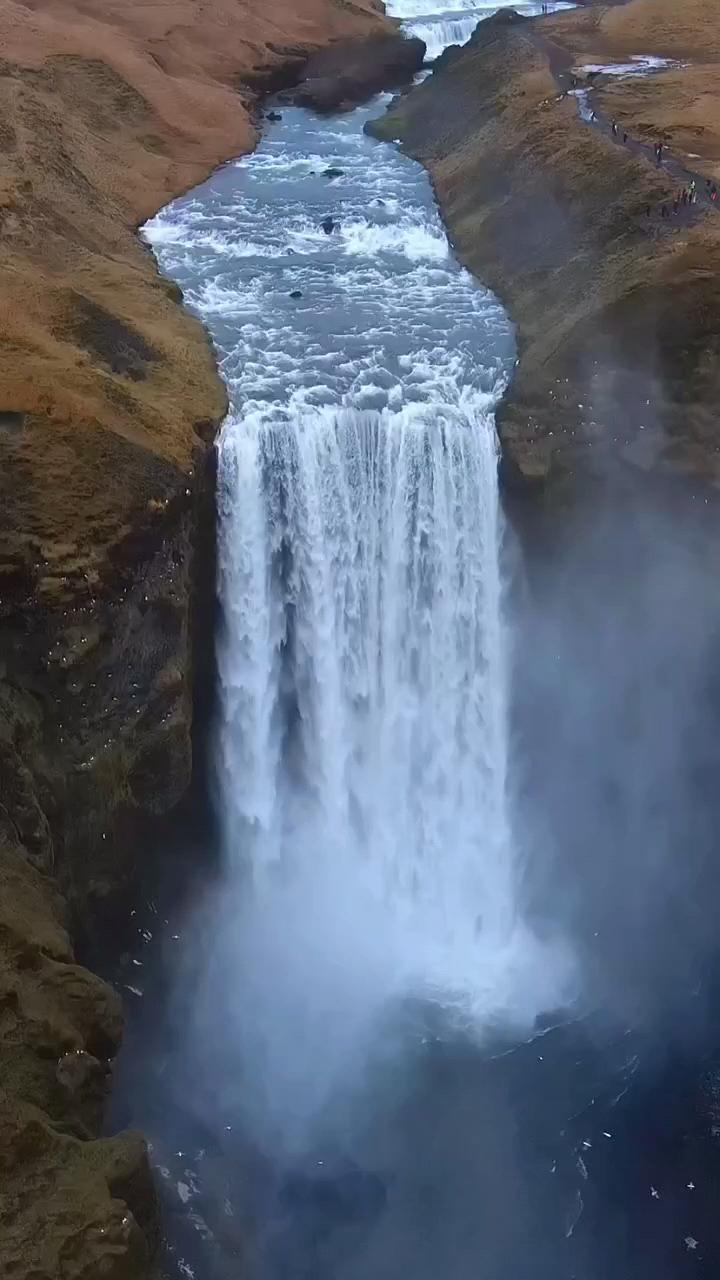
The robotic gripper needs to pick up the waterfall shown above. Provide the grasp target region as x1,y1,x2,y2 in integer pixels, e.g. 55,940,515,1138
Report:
145,86,570,1151
405,15,483,60
388,0,577,61
215,396,566,1142
218,399,516,989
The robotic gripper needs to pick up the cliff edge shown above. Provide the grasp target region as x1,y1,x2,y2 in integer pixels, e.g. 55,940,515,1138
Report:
372,0,720,498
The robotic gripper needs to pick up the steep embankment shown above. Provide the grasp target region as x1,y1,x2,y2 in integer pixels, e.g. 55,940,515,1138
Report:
372,0,720,496
0,1,419,1276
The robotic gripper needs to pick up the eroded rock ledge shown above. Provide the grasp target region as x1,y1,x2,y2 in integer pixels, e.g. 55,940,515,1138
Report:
0,1,422,1275
371,0,720,500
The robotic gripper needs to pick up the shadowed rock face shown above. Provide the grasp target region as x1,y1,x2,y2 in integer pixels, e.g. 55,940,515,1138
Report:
0,828,159,1279
371,4,720,497
292,33,426,111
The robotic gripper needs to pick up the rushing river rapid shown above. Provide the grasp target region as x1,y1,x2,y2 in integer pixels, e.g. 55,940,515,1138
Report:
110,5,720,1279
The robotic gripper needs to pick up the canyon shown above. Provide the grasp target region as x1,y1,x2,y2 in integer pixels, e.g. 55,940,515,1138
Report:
3,0,720,1276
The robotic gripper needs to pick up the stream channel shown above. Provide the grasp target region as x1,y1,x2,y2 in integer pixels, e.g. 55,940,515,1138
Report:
107,4,720,1278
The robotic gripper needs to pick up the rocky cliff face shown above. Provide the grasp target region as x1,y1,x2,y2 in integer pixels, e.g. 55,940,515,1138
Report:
371,0,720,500
0,0,420,1275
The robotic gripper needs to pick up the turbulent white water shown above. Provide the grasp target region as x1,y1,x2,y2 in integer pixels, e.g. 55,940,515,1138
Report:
144,10,571,1145
388,0,575,62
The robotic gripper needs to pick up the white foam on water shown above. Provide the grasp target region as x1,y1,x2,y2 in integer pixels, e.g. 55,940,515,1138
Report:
337,217,449,259
579,55,679,78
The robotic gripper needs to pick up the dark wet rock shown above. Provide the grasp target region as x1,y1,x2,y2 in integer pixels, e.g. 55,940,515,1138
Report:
69,292,160,382
56,1048,109,1130
0,832,159,1279
289,290,303,299
0,409,25,434
266,109,282,121
323,166,345,178
293,33,425,113
321,215,337,234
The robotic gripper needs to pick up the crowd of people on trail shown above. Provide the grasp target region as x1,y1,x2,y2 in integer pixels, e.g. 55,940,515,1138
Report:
547,59,720,232
585,104,720,227
656,180,700,220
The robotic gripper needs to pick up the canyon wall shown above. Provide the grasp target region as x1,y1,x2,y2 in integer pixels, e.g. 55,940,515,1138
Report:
0,1,413,1275
372,1,720,503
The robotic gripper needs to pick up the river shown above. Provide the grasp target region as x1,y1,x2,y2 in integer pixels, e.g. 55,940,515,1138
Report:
108,4,720,1278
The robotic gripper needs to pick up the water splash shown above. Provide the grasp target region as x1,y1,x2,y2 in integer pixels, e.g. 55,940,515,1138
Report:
214,399,567,1145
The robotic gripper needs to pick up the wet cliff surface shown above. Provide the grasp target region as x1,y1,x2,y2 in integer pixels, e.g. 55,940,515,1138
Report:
0,1,424,1274
371,0,720,497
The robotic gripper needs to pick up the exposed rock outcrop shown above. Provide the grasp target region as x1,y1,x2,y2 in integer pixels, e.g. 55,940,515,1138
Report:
371,0,720,496
292,32,426,111
0,829,158,1279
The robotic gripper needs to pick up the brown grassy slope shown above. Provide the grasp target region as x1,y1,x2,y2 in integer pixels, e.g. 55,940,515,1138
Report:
373,5,720,490
601,0,720,57
0,0,391,604
547,0,720,177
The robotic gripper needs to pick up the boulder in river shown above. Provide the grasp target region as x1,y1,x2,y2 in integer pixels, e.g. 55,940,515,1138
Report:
266,110,283,122
321,216,337,235
289,290,303,299
323,167,345,179
293,33,426,113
